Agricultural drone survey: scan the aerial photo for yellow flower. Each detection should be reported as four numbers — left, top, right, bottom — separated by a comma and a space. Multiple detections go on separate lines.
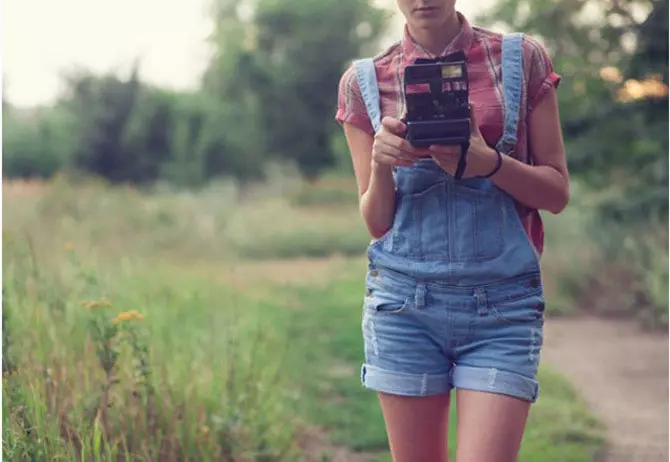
113, 310, 145, 324
64, 242, 74, 252
81, 298, 113, 310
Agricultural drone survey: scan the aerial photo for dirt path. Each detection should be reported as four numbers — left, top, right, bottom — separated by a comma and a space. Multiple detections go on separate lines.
543, 316, 669, 462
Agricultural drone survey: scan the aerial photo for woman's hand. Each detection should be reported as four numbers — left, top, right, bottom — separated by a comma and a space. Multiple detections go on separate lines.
372, 117, 430, 169
428, 105, 497, 178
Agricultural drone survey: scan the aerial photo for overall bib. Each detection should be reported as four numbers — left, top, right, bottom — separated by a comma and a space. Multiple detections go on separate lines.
353, 34, 546, 402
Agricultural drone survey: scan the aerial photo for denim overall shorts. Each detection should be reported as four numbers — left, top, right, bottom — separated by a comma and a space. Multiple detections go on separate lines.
353, 34, 545, 403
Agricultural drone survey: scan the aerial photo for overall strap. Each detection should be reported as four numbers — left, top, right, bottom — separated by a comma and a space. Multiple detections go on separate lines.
497, 33, 525, 156
353, 58, 383, 134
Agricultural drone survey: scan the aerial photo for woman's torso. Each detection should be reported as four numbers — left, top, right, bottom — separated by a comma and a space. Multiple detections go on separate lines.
360, 19, 546, 284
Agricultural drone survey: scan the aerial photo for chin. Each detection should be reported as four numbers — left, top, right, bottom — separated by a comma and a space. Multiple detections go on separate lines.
411, 8, 454, 28
411, 16, 447, 31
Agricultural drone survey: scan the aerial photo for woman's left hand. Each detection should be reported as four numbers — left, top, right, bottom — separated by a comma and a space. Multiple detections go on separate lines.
429, 105, 498, 178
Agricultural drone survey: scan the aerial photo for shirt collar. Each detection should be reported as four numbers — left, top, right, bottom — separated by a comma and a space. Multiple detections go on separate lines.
401, 12, 474, 64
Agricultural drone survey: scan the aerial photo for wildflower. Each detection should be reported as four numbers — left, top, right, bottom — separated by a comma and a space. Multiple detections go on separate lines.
64, 242, 74, 252
113, 310, 145, 324
81, 298, 113, 310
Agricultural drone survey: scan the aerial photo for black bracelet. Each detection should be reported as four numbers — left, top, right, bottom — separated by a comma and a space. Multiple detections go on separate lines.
483, 148, 503, 178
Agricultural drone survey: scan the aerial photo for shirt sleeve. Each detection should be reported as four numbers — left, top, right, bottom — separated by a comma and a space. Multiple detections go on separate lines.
523, 35, 562, 113
335, 64, 374, 135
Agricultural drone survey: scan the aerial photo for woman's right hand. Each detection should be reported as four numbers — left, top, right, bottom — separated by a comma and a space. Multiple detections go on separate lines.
372, 117, 429, 168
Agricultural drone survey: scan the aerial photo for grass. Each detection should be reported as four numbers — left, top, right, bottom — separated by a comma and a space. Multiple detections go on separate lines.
3, 240, 297, 460
2, 175, 607, 460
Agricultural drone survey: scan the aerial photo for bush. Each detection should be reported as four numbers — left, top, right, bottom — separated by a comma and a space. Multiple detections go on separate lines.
542, 183, 668, 328
3, 107, 74, 178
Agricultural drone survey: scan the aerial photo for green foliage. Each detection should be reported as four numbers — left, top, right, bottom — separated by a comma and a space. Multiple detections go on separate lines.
3, 173, 605, 461
2, 233, 297, 460
288, 179, 359, 207
541, 183, 668, 329
204, 0, 389, 180
477, 0, 668, 220
477, 0, 668, 328
3, 105, 75, 178
64, 66, 143, 182
4, 1, 387, 186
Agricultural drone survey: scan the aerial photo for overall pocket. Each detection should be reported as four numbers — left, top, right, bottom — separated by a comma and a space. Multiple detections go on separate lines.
364, 291, 410, 315
489, 289, 545, 325
363, 271, 411, 315
390, 181, 449, 260
452, 180, 505, 262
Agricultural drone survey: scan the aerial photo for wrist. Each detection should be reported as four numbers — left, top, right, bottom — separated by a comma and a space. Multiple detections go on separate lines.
371, 160, 393, 176
482, 147, 503, 178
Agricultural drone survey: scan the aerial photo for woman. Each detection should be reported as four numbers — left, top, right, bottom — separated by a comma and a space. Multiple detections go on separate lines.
336, 1, 569, 461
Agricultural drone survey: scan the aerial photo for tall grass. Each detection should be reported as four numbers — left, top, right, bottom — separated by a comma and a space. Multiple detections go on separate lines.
4, 175, 370, 265
2, 233, 297, 460
6, 174, 665, 328
2, 173, 656, 460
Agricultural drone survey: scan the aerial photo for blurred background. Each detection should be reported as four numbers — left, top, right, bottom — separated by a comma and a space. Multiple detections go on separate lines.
2, 0, 668, 461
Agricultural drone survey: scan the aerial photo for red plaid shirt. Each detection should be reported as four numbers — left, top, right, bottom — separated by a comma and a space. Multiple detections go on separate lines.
336, 13, 561, 256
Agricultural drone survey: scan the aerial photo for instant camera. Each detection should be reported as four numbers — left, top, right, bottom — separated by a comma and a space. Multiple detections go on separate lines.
402, 52, 471, 178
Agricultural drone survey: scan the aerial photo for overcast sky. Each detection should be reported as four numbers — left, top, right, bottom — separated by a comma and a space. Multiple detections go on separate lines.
3, 0, 492, 108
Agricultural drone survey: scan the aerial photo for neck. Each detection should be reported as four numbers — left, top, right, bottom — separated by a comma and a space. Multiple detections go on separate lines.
407, 11, 461, 56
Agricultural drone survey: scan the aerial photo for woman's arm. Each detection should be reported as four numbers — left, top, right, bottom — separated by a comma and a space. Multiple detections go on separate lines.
429, 87, 570, 214
344, 117, 427, 238
344, 124, 396, 238
487, 87, 570, 214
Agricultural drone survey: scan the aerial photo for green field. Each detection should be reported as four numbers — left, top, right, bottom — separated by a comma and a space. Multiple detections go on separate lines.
3, 176, 605, 461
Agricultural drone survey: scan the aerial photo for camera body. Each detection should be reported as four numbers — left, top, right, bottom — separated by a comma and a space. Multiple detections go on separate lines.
403, 56, 471, 150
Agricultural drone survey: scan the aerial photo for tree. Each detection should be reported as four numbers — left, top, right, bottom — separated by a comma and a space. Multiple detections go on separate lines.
477, 0, 668, 220
205, 0, 389, 180
62, 65, 142, 183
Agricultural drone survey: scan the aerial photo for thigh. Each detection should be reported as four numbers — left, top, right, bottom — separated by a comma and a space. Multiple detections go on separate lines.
455, 389, 530, 462
378, 392, 451, 462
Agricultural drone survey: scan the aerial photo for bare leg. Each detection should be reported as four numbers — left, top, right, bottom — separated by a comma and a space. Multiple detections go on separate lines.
454, 389, 531, 462
378, 391, 451, 462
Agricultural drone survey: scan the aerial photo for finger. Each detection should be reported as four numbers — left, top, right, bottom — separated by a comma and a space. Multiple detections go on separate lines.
376, 152, 414, 167
387, 147, 420, 164
378, 136, 424, 158
381, 117, 407, 137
